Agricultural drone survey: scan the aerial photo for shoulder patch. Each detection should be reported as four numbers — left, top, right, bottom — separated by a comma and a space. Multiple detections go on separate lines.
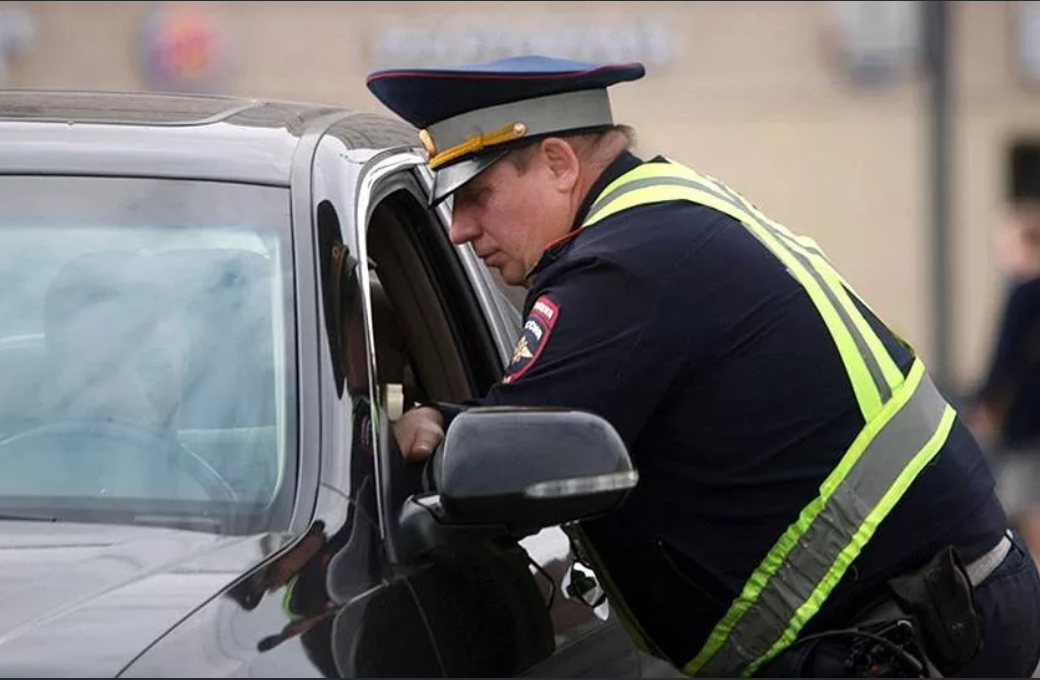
503, 296, 559, 384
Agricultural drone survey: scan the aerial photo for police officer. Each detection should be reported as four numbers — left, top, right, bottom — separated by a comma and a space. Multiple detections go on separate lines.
365, 56, 1040, 677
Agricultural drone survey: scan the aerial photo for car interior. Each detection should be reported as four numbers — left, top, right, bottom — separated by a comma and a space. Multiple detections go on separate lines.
362, 190, 503, 418
0, 245, 284, 511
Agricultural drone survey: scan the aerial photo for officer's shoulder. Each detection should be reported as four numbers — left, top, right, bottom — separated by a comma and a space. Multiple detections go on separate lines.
574, 194, 737, 252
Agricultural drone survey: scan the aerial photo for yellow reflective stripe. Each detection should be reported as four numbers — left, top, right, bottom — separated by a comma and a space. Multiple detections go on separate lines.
584, 182, 676, 226
580, 162, 951, 677
751, 400, 955, 676
594, 163, 904, 395
746, 216, 904, 392
818, 264, 904, 391
684, 359, 953, 677
690, 172, 905, 394
683, 359, 925, 675
586, 182, 884, 420
592, 165, 841, 310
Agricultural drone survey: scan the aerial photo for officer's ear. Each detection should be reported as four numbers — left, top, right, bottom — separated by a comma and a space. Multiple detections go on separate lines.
539, 137, 581, 193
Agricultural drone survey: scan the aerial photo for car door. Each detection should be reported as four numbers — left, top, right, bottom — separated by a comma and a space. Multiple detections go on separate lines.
345, 147, 652, 678
273, 137, 445, 679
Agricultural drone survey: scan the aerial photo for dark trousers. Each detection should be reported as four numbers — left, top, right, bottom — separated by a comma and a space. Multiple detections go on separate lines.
763, 532, 1040, 677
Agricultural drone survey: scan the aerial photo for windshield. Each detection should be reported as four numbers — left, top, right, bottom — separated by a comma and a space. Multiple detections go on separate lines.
0, 175, 296, 535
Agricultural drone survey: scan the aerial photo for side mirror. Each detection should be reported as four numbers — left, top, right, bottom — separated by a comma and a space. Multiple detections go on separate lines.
396, 407, 638, 563
438, 406, 638, 526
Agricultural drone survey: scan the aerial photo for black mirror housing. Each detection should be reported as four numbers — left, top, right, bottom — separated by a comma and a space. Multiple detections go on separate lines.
395, 406, 638, 564
437, 406, 637, 532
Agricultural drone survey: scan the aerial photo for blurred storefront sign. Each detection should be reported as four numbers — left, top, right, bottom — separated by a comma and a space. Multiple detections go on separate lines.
139, 1, 229, 94
368, 17, 675, 70
822, 0, 922, 89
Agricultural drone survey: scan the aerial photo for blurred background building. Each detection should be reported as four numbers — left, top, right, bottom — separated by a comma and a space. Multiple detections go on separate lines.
2, 0, 1038, 398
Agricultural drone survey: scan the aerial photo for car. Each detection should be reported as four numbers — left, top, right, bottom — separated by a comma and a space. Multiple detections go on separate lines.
0, 90, 684, 678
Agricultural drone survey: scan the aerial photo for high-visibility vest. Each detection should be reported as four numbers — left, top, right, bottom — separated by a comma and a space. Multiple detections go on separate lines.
572, 159, 956, 678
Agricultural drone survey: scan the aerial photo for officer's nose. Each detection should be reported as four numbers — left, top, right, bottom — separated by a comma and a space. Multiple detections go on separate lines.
449, 209, 481, 246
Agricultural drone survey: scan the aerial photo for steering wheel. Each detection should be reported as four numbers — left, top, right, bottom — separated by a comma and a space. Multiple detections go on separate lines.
0, 419, 239, 503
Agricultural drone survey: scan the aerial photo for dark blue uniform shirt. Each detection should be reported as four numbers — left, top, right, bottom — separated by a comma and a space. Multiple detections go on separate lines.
470, 151, 1007, 665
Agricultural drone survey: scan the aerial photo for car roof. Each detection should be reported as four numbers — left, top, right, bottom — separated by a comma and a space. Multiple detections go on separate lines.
0, 90, 418, 185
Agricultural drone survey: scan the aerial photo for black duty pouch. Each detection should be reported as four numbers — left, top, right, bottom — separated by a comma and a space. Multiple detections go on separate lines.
887, 546, 981, 676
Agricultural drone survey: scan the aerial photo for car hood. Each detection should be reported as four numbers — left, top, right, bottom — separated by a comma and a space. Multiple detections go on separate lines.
0, 520, 276, 677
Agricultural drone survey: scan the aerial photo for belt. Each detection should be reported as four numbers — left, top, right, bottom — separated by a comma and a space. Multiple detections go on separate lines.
964, 531, 1013, 587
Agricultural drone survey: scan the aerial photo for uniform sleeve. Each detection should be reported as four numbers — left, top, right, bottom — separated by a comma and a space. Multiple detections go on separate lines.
473, 255, 688, 447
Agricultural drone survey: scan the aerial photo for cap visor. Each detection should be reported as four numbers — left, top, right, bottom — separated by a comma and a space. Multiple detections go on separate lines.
430, 151, 507, 207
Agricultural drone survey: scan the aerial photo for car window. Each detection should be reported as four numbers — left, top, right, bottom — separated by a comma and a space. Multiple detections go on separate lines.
0, 175, 296, 534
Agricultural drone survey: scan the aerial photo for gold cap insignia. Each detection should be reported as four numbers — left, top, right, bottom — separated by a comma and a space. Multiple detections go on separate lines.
418, 129, 437, 157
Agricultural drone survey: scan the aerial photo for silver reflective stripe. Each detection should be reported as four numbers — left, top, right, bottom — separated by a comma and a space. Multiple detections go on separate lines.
695, 369, 950, 676
585, 175, 892, 405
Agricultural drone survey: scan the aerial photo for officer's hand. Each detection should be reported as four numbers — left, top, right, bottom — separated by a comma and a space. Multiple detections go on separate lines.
393, 405, 445, 463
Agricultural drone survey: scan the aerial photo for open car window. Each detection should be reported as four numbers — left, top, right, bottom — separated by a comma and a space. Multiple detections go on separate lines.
362, 188, 506, 414
0, 175, 297, 535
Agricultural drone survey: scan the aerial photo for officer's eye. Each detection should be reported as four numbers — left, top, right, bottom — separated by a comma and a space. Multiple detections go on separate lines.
456, 182, 491, 209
